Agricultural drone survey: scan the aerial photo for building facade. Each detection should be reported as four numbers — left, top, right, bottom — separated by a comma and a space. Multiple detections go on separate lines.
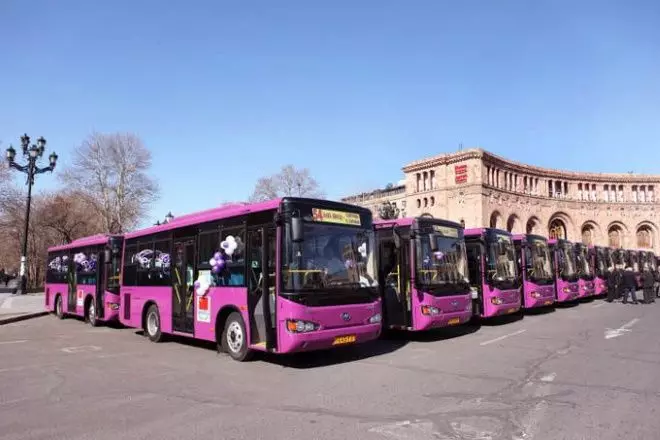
342, 148, 660, 253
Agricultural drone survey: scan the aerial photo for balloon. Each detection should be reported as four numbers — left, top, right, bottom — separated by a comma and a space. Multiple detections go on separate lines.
209, 258, 217, 266
213, 252, 222, 261
194, 280, 200, 289
216, 258, 225, 269
212, 265, 221, 274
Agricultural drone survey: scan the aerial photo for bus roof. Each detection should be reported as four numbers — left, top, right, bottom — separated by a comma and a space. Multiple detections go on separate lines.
48, 234, 115, 252
512, 233, 547, 242
125, 198, 283, 240
373, 217, 462, 230
464, 227, 511, 237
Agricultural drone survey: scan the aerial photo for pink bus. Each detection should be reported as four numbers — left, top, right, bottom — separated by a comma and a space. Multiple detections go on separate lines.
548, 239, 580, 302
590, 246, 611, 296
374, 217, 472, 331
118, 198, 382, 361
574, 243, 596, 298
512, 234, 555, 309
464, 228, 522, 317
45, 234, 124, 326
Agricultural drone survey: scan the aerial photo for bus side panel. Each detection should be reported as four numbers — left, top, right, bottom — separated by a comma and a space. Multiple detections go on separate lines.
193, 286, 249, 343
45, 283, 68, 312
119, 286, 173, 334
76, 284, 96, 317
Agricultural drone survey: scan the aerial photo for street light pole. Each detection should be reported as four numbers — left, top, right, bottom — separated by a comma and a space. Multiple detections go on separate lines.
5, 134, 58, 295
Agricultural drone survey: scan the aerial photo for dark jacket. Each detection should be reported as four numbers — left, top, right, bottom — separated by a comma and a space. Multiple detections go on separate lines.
606, 270, 618, 290
643, 271, 655, 289
623, 269, 637, 290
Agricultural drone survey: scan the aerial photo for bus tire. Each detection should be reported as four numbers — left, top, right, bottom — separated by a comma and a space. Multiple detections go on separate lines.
87, 298, 99, 327
55, 295, 65, 320
145, 304, 163, 343
222, 312, 252, 362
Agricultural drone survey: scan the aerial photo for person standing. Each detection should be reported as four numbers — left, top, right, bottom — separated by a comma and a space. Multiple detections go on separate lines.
622, 266, 638, 304
606, 266, 617, 302
615, 265, 625, 300
642, 268, 655, 304
655, 267, 660, 298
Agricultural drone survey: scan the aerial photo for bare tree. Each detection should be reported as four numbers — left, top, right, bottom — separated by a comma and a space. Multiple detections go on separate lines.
60, 132, 159, 233
250, 165, 324, 202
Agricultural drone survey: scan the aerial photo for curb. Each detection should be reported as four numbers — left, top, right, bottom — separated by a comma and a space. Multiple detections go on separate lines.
0, 311, 49, 326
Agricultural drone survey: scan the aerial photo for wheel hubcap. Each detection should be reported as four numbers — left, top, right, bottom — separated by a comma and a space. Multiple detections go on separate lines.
89, 303, 95, 323
227, 321, 243, 353
56, 299, 61, 315
147, 312, 159, 336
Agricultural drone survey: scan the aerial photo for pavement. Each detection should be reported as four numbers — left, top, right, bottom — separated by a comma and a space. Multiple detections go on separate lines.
0, 292, 47, 325
1, 295, 659, 440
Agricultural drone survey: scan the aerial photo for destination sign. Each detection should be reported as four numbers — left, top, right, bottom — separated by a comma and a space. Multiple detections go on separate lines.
432, 225, 459, 237
311, 208, 361, 226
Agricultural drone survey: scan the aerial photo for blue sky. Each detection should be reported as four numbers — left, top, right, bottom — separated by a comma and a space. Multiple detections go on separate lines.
2, 1, 659, 226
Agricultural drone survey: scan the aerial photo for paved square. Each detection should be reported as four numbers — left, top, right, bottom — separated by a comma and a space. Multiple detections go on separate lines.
1, 299, 659, 440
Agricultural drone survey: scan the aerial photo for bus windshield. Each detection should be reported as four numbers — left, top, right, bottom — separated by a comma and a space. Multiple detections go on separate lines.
576, 246, 593, 277
416, 224, 469, 288
528, 238, 553, 282
282, 222, 378, 291
486, 232, 517, 282
558, 243, 577, 278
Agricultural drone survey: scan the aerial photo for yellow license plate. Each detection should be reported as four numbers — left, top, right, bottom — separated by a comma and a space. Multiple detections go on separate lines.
507, 308, 517, 314
447, 318, 461, 325
544, 300, 553, 305
332, 335, 356, 345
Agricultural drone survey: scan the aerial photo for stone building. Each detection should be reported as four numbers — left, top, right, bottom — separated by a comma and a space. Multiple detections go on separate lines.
342, 148, 660, 253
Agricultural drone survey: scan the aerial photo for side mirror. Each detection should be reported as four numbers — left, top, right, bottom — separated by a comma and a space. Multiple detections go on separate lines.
428, 233, 439, 251
104, 249, 112, 263
291, 216, 304, 243
393, 226, 401, 249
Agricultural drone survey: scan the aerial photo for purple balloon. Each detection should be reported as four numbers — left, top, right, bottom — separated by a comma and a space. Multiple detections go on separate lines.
194, 280, 201, 289
211, 265, 221, 274
213, 252, 222, 261
216, 258, 225, 269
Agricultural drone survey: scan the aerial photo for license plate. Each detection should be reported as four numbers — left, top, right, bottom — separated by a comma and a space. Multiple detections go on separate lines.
448, 317, 461, 325
332, 335, 356, 345
507, 308, 517, 314
544, 300, 553, 305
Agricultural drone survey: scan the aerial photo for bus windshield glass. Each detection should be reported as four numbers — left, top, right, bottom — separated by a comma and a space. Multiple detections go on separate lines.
282, 222, 378, 292
558, 242, 577, 278
576, 246, 593, 277
528, 237, 553, 281
486, 232, 517, 282
416, 224, 469, 287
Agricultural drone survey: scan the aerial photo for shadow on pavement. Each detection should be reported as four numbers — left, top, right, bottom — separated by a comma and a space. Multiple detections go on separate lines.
383, 323, 481, 343
524, 306, 556, 316
476, 312, 525, 326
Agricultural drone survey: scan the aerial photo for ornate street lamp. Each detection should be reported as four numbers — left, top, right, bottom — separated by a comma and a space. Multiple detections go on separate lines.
164, 212, 174, 223
6, 134, 58, 294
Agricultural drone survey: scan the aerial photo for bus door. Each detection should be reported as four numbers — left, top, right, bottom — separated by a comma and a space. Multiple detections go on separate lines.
465, 241, 483, 312
95, 249, 106, 320
172, 238, 196, 334
247, 226, 276, 349
66, 254, 77, 313
378, 231, 410, 328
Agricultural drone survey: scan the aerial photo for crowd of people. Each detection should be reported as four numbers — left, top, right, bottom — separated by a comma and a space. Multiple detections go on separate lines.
606, 266, 660, 304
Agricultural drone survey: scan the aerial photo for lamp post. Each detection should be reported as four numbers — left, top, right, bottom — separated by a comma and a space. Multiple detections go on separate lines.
5, 134, 58, 295
164, 212, 174, 223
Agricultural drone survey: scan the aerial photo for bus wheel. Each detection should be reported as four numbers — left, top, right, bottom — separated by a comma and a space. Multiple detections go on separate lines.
145, 304, 162, 343
222, 312, 252, 362
87, 299, 99, 327
55, 295, 65, 320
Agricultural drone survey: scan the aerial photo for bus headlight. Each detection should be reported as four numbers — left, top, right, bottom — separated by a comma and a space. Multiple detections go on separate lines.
286, 319, 319, 333
421, 305, 440, 316
368, 313, 382, 324
108, 303, 119, 310
490, 297, 503, 305
562, 287, 571, 293
530, 291, 541, 299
